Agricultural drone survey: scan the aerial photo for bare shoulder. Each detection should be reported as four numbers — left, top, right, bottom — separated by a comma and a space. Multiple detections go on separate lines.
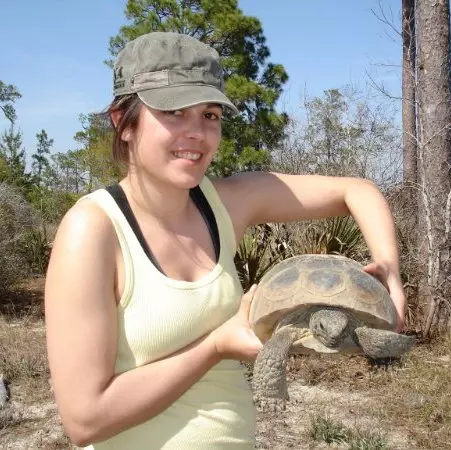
211, 171, 292, 226
211, 173, 263, 239
211, 171, 267, 206
51, 198, 116, 255
46, 198, 118, 303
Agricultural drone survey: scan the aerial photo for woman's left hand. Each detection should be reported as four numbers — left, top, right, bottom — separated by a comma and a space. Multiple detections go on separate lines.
362, 262, 406, 333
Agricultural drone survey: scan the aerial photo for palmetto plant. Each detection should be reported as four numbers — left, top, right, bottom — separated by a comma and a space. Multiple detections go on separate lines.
295, 216, 367, 261
235, 216, 367, 292
235, 223, 293, 291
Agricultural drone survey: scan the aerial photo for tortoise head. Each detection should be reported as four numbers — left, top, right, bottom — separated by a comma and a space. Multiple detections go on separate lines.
309, 307, 350, 348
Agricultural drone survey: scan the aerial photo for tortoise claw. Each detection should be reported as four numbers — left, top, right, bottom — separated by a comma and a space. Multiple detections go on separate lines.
254, 394, 287, 412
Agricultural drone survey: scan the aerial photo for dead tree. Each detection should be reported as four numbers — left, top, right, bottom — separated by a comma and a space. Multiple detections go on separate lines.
416, 0, 451, 335
402, 0, 417, 196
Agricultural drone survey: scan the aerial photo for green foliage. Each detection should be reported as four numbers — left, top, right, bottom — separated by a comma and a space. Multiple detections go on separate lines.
27, 185, 79, 223
109, 0, 289, 176
31, 129, 53, 187
207, 140, 270, 177
309, 415, 388, 449
234, 216, 366, 291
74, 113, 121, 189
348, 432, 389, 450
309, 415, 350, 444
0, 81, 21, 123
234, 224, 292, 291
17, 227, 51, 276
272, 86, 401, 188
0, 183, 36, 291
293, 216, 368, 261
0, 124, 32, 194
46, 151, 85, 193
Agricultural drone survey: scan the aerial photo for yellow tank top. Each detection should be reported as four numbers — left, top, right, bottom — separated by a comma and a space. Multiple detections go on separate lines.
82, 177, 255, 449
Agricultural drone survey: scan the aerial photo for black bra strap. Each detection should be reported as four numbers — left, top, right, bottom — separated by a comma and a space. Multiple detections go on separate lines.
105, 184, 220, 275
105, 184, 165, 273
189, 185, 220, 261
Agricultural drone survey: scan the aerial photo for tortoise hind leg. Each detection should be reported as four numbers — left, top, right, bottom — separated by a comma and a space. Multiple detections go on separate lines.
252, 327, 298, 412
353, 327, 414, 359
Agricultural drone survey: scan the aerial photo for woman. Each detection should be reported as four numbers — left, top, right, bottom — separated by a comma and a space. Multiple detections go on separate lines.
45, 32, 406, 449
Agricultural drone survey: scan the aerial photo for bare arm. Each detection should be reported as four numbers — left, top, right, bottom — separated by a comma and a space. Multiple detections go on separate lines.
45, 201, 260, 446
215, 172, 406, 330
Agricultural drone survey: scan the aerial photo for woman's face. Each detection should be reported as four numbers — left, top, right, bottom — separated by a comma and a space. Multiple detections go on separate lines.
126, 103, 223, 189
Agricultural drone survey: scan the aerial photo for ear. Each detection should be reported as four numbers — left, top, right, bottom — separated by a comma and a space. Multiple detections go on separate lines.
110, 109, 132, 142
110, 109, 122, 129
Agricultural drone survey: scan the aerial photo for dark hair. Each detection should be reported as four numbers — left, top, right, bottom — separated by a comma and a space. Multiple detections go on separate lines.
106, 94, 142, 166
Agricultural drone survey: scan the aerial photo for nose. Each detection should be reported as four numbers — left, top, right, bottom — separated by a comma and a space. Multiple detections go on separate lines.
185, 115, 205, 141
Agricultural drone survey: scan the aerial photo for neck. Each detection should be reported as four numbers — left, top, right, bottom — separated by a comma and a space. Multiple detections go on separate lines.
120, 172, 192, 225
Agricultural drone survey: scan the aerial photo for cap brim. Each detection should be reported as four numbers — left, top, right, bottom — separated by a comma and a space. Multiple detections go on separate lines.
137, 85, 239, 115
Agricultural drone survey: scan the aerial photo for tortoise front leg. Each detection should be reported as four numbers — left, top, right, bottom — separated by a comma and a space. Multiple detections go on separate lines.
252, 326, 300, 412
353, 327, 414, 359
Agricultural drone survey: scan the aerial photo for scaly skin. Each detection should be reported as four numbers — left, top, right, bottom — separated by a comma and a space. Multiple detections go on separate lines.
310, 308, 414, 358
353, 327, 415, 359
252, 309, 414, 412
252, 326, 310, 411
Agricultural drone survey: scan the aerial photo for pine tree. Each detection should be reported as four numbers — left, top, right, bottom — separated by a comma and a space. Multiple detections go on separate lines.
0, 124, 30, 191
108, 0, 289, 176
32, 129, 53, 187
0, 81, 21, 123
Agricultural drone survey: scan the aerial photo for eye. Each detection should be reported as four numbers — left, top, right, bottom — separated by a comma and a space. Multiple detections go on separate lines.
204, 111, 222, 121
164, 110, 183, 116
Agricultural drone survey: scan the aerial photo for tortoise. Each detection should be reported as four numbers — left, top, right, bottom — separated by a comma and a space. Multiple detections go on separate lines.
249, 254, 414, 410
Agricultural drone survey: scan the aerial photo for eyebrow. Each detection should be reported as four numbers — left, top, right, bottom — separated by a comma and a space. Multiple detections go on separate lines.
204, 103, 223, 110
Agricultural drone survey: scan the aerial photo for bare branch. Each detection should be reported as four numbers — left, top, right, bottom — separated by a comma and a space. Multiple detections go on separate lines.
371, 1, 402, 38
365, 69, 402, 101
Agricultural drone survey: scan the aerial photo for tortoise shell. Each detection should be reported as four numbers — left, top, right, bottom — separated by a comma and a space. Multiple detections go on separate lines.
250, 254, 397, 343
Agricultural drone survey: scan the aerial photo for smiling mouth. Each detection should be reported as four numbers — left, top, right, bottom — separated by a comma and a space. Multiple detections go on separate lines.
173, 151, 202, 161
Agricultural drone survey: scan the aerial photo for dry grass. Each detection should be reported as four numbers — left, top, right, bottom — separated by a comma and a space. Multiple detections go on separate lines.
368, 337, 451, 449
1, 277, 451, 449
0, 278, 73, 449
0, 277, 45, 322
286, 335, 451, 449
0, 322, 48, 382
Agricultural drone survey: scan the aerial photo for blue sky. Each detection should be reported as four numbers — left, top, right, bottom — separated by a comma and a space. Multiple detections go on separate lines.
0, 0, 402, 158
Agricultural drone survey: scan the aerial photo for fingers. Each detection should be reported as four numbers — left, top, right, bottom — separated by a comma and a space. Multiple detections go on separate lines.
395, 308, 407, 332
239, 284, 258, 317
362, 263, 389, 291
362, 262, 383, 278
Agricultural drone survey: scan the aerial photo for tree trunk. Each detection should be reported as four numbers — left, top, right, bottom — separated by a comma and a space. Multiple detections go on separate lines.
402, 0, 417, 190
401, 0, 419, 317
416, 0, 451, 335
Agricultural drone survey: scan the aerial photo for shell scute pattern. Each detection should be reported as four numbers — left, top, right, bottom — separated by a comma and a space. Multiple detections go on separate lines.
303, 270, 346, 297
251, 255, 398, 342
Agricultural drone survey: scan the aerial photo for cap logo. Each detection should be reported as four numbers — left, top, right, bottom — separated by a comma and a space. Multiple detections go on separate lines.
114, 66, 125, 90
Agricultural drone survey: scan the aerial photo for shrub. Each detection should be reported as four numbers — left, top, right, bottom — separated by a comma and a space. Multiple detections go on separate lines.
17, 227, 51, 276
235, 223, 293, 291
0, 183, 37, 291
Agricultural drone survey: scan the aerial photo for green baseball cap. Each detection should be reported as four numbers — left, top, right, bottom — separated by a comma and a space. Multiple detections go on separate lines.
113, 32, 238, 115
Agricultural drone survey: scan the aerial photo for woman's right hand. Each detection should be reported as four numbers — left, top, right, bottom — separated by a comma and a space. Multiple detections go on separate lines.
208, 285, 263, 362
